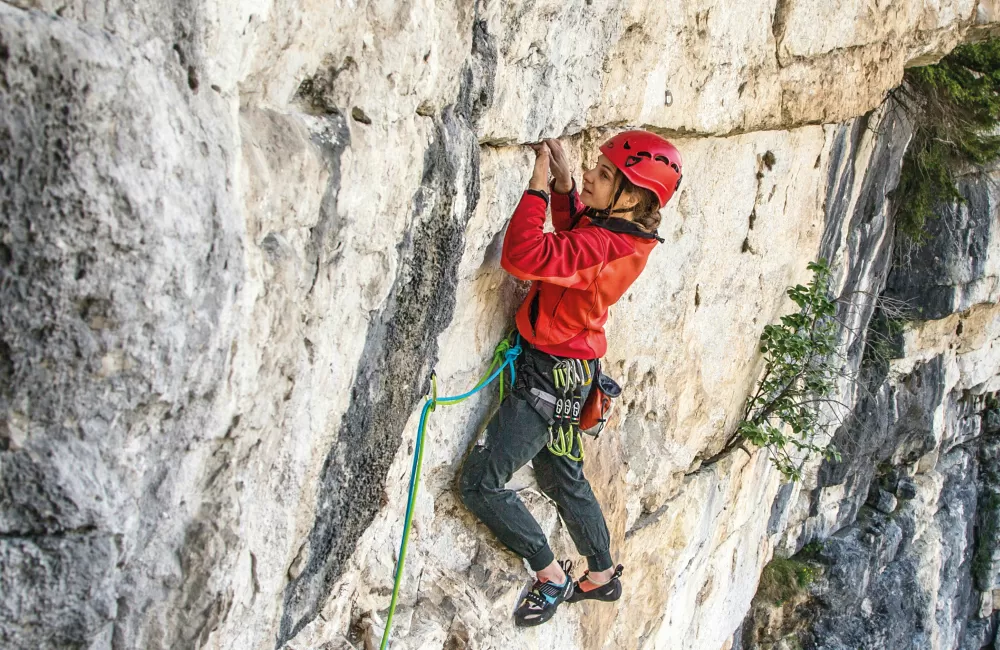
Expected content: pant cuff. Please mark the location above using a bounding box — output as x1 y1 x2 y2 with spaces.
587 551 614 572
526 544 555 572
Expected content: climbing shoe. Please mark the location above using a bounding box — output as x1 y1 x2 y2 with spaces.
513 560 575 627
566 564 623 603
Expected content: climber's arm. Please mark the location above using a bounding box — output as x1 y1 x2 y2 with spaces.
500 191 609 290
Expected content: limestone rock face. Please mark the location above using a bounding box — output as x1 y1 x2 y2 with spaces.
740 316 1000 650
885 165 1000 320
1 6 242 649
739 162 1000 650
2 1 1000 650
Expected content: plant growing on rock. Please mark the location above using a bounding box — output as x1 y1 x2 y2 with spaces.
713 260 842 481
859 302 909 376
799 540 826 558
743 554 820 649
892 38 1000 243
972 493 1000 590
756 557 819 606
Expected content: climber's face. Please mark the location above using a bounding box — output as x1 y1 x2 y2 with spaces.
581 155 622 210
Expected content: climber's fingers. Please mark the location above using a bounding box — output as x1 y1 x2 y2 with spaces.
544 138 572 190
529 142 551 191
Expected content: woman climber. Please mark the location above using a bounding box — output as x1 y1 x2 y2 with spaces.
459 131 683 627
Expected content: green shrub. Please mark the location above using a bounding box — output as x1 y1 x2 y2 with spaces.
861 309 907 374
799 540 825 559
757 558 818 606
736 260 841 481
972 492 1000 590
894 38 1000 242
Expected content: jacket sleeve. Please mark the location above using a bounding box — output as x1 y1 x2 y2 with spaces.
550 179 587 232
501 190 613 289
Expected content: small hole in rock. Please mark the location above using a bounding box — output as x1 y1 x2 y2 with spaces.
351 107 372 124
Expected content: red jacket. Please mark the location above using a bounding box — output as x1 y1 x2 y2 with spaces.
501 184 661 359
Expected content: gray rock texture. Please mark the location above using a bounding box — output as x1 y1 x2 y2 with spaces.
886 165 1000 321
1 5 241 649
869 487 898 514
741 156 1000 650
806 444 988 650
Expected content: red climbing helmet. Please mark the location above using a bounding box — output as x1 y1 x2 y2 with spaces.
600 130 683 208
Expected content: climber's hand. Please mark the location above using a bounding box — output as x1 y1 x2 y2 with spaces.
528 142 550 192
544 138 573 194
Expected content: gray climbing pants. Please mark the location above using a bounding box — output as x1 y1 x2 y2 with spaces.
459 374 613 573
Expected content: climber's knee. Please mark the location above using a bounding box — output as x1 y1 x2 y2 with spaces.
533 461 558 502
459 446 490 512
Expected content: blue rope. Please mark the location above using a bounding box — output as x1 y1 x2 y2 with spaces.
436 345 521 405
381 334 521 649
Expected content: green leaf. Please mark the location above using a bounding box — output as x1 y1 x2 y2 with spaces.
736 260 842 481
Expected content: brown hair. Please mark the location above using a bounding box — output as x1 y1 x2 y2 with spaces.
614 171 661 232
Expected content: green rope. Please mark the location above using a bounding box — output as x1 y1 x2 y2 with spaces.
379 333 520 649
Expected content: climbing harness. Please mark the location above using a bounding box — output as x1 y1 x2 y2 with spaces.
380 333 522 650
545 358 592 461
522 354 623 456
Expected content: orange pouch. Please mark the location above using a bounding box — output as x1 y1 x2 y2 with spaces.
580 371 622 436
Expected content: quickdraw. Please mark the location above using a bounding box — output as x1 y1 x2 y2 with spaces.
546 358 593 461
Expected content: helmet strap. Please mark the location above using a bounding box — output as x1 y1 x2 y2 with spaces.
591 175 633 218
607 177 628 212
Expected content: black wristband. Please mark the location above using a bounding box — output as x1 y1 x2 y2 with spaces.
526 188 550 205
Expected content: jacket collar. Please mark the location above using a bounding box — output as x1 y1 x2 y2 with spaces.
584 212 664 243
